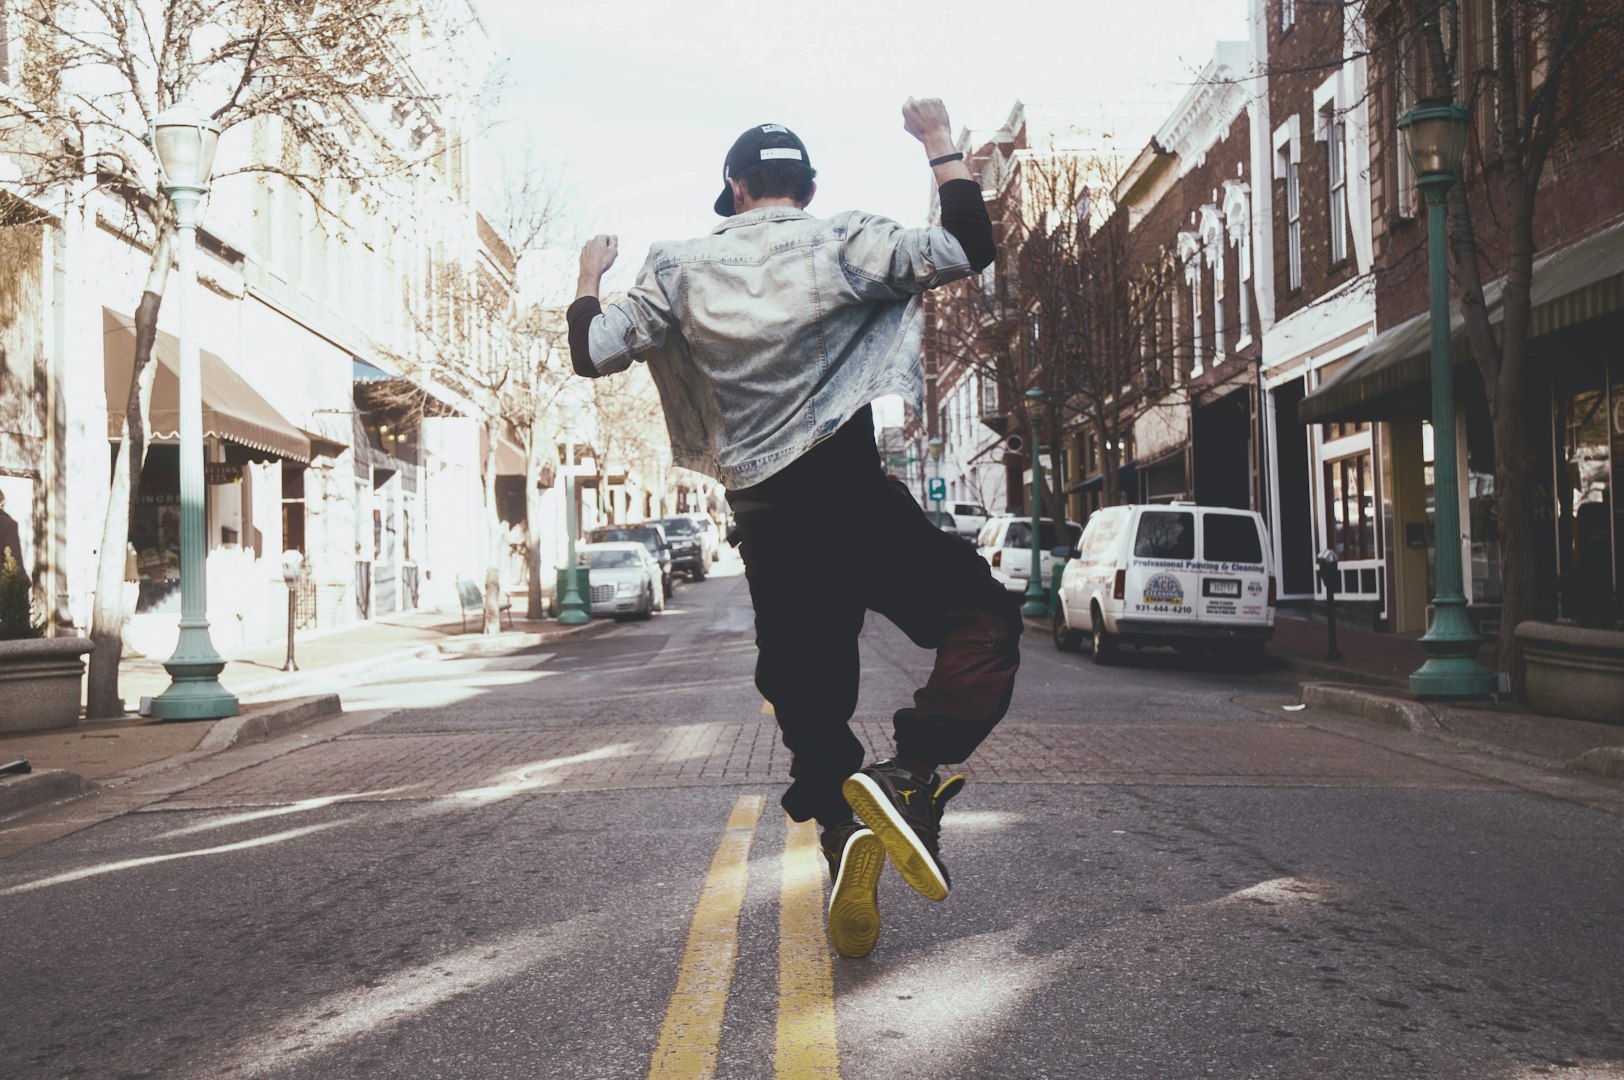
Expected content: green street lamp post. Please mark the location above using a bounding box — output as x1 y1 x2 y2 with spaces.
1399 99 1495 699
557 411 589 625
148 103 238 721
927 436 944 512
1021 387 1048 617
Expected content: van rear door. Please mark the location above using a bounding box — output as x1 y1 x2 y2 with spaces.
1196 510 1273 626
1124 509 1198 620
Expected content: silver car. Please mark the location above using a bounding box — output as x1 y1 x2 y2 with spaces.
578 542 661 620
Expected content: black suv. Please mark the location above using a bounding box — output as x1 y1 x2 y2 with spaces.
587 523 674 598
658 516 707 581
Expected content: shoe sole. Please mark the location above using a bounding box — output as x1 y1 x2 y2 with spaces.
827 828 885 958
842 773 949 902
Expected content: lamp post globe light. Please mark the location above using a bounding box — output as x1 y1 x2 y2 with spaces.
148 103 237 720
1398 99 1494 700
556 408 589 625
1021 387 1048 617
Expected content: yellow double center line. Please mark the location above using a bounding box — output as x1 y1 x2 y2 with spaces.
647 795 840 1080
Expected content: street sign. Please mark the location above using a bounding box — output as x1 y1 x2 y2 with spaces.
927 477 946 501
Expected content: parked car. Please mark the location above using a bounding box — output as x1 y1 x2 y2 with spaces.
1052 503 1275 665
691 514 722 563
975 514 1083 596
658 515 708 581
922 509 959 533
587 523 674 598
944 501 991 540
578 541 662 619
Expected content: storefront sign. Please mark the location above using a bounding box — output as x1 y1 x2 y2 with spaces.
205 463 242 485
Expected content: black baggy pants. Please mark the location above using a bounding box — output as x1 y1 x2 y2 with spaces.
733 474 1023 828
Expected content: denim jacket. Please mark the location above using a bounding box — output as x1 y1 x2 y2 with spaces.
581 206 974 488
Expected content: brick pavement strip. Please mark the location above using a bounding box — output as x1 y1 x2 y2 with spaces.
154 718 1499 809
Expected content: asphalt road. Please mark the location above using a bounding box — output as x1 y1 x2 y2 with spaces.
3 551 1622 1079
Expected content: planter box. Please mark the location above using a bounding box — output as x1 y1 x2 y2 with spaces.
1515 621 1624 726
0 637 95 733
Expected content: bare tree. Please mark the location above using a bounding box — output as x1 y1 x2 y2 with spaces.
1409 0 1624 681
588 356 672 525
1 0 473 714
930 149 1196 520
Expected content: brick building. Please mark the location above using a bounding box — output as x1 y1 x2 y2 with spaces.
1300 0 1624 634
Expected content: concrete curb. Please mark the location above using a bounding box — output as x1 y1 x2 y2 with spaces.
1570 746 1624 780
195 694 344 754
224 647 438 701
0 769 95 823
1299 682 1440 734
436 619 616 656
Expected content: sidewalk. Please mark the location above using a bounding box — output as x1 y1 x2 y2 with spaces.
0 605 612 819
1027 607 1624 782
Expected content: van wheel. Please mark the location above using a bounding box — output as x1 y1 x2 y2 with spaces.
691 562 707 582
1053 606 1085 652
1090 607 1118 665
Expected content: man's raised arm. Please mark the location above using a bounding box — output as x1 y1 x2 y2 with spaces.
566 235 618 378
903 97 994 273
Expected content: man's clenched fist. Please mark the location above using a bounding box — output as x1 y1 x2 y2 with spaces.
902 97 952 144
579 235 619 278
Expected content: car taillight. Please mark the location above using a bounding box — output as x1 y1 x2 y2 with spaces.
1267 575 1277 606
1112 568 1125 600
991 550 1002 568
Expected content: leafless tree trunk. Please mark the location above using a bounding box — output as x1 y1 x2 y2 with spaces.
86 229 172 719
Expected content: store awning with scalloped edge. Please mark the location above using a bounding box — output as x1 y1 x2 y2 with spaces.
1299 217 1624 424
103 308 311 463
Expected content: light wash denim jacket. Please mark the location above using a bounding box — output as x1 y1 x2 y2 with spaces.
582 206 974 488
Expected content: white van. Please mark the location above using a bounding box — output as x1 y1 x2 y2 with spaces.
1053 503 1275 664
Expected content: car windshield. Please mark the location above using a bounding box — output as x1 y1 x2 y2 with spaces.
594 529 649 545
1004 521 1080 549
1204 514 1263 563
660 518 696 535
1135 511 1195 559
588 549 642 569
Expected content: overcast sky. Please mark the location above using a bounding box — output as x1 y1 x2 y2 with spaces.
476 0 1250 304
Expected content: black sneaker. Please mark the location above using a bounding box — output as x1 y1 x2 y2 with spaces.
842 761 966 902
820 821 885 958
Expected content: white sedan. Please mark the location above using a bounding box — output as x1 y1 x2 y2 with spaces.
578 542 662 620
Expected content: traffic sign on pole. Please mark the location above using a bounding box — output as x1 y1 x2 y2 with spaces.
927 477 946 501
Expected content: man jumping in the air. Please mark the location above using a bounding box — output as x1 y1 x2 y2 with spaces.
567 98 1022 958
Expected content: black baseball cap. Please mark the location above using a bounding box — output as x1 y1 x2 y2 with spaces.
714 123 813 216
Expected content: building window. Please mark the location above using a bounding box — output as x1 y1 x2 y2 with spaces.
1325 105 1348 264
1190 273 1204 374
1324 452 1375 561
1285 159 1302 290
1281 0 1295 30
981 371 998 414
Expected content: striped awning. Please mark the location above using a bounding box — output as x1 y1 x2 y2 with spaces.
1300 218 1624 423
103 309 311 463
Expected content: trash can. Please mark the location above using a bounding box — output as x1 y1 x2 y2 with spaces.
555 566 591 618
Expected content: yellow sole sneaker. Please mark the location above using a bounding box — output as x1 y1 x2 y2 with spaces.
828 827 885 958
842 772 950 902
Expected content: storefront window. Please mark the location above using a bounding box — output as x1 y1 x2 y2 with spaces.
1465 404 1501 603
1323 452 1375 561
1555 368 1617 626
131 446 183 612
